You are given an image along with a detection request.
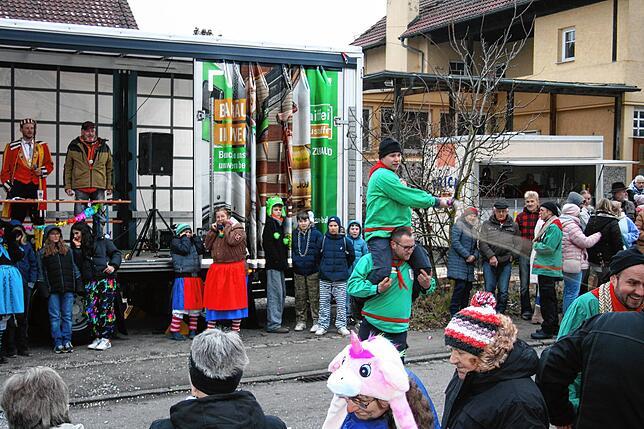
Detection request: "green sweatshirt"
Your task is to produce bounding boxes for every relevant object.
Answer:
[532,220,563,278]
[348,254,428,333]
[364,168,438,241]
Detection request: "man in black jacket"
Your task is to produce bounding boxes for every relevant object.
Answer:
[537,310,644,429]
[150,329,286,429]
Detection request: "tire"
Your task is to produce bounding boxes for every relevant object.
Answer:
[71,294,92,344]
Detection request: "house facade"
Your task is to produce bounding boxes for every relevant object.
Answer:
[354,0,643,179]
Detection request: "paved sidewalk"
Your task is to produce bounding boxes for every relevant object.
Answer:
[0,316,553,403]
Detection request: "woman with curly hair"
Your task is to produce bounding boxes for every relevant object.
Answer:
[442,291,548,429]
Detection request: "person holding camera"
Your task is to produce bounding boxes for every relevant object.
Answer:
[203,207,248,332]
[168,223,205,341]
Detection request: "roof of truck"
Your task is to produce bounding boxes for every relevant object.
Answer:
[0,19,362,68]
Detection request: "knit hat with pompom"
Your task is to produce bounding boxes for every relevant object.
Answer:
[444,291,501,356]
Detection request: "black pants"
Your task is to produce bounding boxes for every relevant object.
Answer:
[538,275,559,335]
[3,281,32,354]
[358,318,408,360]
[449,279,472,316]
[579,269,590,296]
[8,181,44,225]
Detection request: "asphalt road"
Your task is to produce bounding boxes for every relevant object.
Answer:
[68,358,459,428]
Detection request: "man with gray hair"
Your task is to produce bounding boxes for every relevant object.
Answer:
[0,366,83,429]
[150,329,286,429]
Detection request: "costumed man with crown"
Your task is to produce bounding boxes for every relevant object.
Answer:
[1,118,54,248]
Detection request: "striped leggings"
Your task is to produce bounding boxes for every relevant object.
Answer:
[318,280,347,330]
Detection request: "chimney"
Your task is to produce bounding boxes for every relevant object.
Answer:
[385,0,420,71]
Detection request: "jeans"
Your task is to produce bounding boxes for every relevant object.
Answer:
[538,275,558,335]
[518,256,533,315]
[266,269,286,331]
[294,272,319,325]
[562,271,583,315]
[449,279,473,316]
[48,292,74,347]
[73,188,106,223]
[366,237,431,285]
[483,261,512,313]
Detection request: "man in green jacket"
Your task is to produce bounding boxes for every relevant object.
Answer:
[348,227,433,356]
[364,137,451,288]
[531,201,563,340]
[63,121,113,218]
[555,247,644,411]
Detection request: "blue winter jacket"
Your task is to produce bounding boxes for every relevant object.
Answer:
[346,220,369,273]
[16,242,38,285]
[447,217,479,282]
[319,233,355,282]
[171,235,205,275]
[292,226,323,275]
[340,369,441,429]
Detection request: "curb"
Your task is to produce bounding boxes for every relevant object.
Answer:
[69,338,555,406]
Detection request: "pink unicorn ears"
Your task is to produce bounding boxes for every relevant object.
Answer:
[349,332,374,359]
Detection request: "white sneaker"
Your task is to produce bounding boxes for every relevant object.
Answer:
[294,322,306,331]
[95,338,112,351]
[315,327,327,336]
[337,327,351,336]
[87,338,101,350]
[310,324,320,333]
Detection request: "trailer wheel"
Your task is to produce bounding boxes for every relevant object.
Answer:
[71,294,91,344]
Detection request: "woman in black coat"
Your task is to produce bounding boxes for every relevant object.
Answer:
[584,198,623,285]
[442,292,548,429]
[70,222,121,351]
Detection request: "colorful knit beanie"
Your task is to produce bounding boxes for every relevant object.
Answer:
[175,223,191,236]
[444,291,501,357]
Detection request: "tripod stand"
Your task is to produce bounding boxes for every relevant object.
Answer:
[127,176,172,258]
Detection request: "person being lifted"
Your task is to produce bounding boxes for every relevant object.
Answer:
[363,137,451,289]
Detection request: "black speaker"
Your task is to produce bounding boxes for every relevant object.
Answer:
[138,132,173,176]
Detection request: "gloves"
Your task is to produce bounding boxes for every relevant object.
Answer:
[282,234,291,248]
[426,278,437,295]
[273,232,281,240]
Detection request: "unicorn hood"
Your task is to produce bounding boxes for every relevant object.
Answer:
[322,333,418,429]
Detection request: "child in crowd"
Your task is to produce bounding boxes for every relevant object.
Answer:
[169,223,205,340]
[292,210,323,332]
[317,216,354,337]
[345,220,369,322]
[0,220,24,364]
[3,221,37,358]
[37,226,81,354]
[262,196,290,333]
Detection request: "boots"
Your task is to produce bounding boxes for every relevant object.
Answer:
[531,304,544,325]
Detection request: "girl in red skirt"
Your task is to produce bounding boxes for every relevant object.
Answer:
[204,207,248,332]
[169,224,205,340]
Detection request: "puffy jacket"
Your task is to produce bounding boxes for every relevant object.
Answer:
[90,235,122,280]
[291,225,323,275]
[346,220,369,273]
[319,233,355,282]
[63,137,113,190]
[532,218,563,278]
[37,248,81,296]
[149,390,287,429]
[16,242,38,284]
[442,339,549,429]
[617,213,639,247]
[537,312,644,429]
[636,210,644,253]
[478,214,519,264]
[584,212,623,266]
[560,214,601,271]
[447,217,478,282]
[171,235,205,275]
[262,216,288,271]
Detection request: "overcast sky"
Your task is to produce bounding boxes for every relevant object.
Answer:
[127,0,386,48]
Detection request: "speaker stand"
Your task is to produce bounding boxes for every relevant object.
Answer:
[126,176,172,259]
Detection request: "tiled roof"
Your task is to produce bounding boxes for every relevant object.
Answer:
[0,0,138,29]
[402,0,533,38]
[351,15,386,49]
[352,0,533,46]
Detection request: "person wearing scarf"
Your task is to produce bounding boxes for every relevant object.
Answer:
[530,201,563,340]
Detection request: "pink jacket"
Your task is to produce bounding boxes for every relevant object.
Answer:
[560,215,601,270]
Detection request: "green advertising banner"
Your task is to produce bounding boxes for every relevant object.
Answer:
[306,68,338,227]
[202,62,249,173]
